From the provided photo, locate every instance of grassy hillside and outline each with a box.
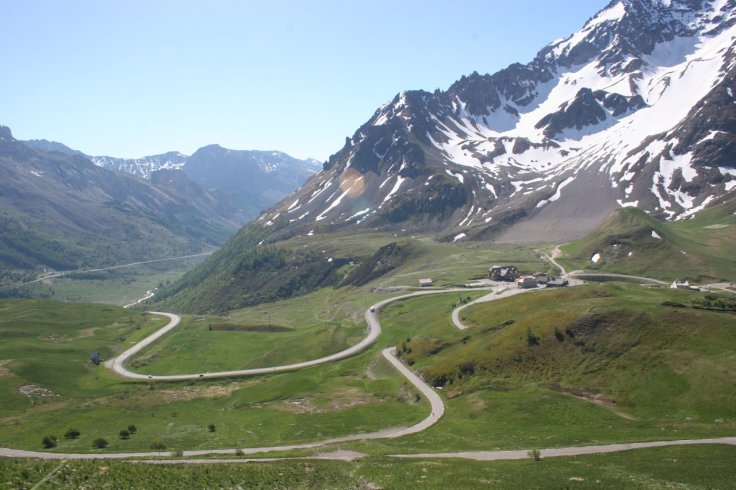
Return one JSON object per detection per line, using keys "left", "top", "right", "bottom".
{"left": 150, "top": 223, "right": 356, "bottom": 313}
{"left": 558, "top": 198, "right": 736, "bottom": 281}
{"left": 130, "top": 289, "right": 367, "bottom": 374}
{"left": 152, "top": 223, "right": 547, "bottom": 314}
{"left": 0, "top": 298, "right": 425, "bottom": 453}
{"left": 0, "top": 133, "right": 237, "bottom": 290}
{"left": 397, "top": 283, "right": 736, "bottom": 435}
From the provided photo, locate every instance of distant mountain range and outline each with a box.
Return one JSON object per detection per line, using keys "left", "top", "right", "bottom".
{"left": 0, "top": 126, "right": 233, "bottom": 283}
{"left": 254, "top": 0, "right": 736, "bottom": 243}
{"left": 1, "top": 128, "right": 319, "bottom": 284}
{"left": 24, "top": 139, "right": 321, "bottom": 223}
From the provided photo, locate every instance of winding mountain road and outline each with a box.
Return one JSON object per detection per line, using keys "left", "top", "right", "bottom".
{"left": 1, "top": 267, "right": 733, "bottom": 462}
{"left": 107, "top": 288, "right": 473, "bottom": 381}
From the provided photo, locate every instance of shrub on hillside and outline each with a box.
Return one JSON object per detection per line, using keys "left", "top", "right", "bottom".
{"left": 64, "top": 428, "right": 80, "bottom": 440}
{"left": 92, "top": 438, "right": 108, "bottom": 449}
{"left": 42, "top": 435, "right": 57, "bottom": 449}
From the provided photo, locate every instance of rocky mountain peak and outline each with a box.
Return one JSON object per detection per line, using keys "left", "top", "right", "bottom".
{"left": 539, "top": 0, "right": 734, "bottom": 75}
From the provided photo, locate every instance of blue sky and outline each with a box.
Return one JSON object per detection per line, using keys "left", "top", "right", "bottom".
{"left": 1, "top": 0, "right": 609, "bottom": 161}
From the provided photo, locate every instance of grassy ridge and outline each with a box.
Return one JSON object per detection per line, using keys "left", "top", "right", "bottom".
{"left": 446, "top": 284, "right": 736, "bottom": 419}
{"left": 559, "top": 200, "right": 736, "bottom": 281}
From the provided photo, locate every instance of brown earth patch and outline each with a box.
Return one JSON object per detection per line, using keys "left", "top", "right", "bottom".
{"left": 266, "top": 389, "right": 380, "bottom": 414}
{"left": 41, "top": 335, "right": 69, "bottom": 343}
{"left": 211, "top": 324, "right": 294, "bottom": 333}
{"left": 81, "top": 382, "right": 250, "bottom": 409}
{"left": 0, "top": 359, "right": 11, "bottom": 377}
{"left": 551, "top": 383, "right": 637, "bottom": 420}
{"left": 157, "top": 383, "right": 245, "bottom": 402}
{"left": 77, "top": 327, "right": 98, "bottom": 338}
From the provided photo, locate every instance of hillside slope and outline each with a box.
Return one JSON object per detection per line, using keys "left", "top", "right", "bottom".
{"left": 0, "top": 126, "right": 237, "bottom": 286}
{"left": 560, "top": 196, "right": 736, "bottom": 281}
{"left": 404, "top": 283, "right": 736, "bottom": 427}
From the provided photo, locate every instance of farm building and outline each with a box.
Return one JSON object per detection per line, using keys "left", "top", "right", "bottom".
{"left": 546, "top": 278, "right": 569, "bottom": 288}
{"left": 517, "top": 276, "right": 538, "bottom": 289}
{"left": 489, "top": 265, "right": 519, "bottom": 282}
{"left": 419, "top": 278, "right": 433, "bottom": 287}
{"left": 534, "top": 272, "right": 550, "bottom": 284}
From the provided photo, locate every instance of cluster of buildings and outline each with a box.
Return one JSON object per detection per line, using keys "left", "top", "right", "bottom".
{"left": 489, "top": 265, "right": 567, "bottom": 289}
{"left": 418, "top": 265, "right": 568, "bottom": 289}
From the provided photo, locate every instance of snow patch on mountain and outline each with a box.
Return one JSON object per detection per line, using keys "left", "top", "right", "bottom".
{"left": 91, "top": 152, "right": 187, "bottom": 179}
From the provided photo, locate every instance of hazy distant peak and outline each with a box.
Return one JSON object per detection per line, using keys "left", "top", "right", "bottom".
{"left": 0, "top": 125, "right": 14, "bottom": 141}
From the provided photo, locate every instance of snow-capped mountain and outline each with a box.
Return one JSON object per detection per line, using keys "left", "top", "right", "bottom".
{"left": 89, "top": 148, "right": 320, "bottom": 183}
{"left": 260, "top": 0, "right": 736, "bottom": 242}
{"left": 91, "top": 152, "right": 188, "bottom": 179}
{"left": 91, "top": 147, "right": 320, "bottom": 221}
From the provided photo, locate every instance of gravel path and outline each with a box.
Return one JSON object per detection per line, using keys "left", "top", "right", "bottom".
{"left": 392, "top": 437, "right": 736, "bottom": 461}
